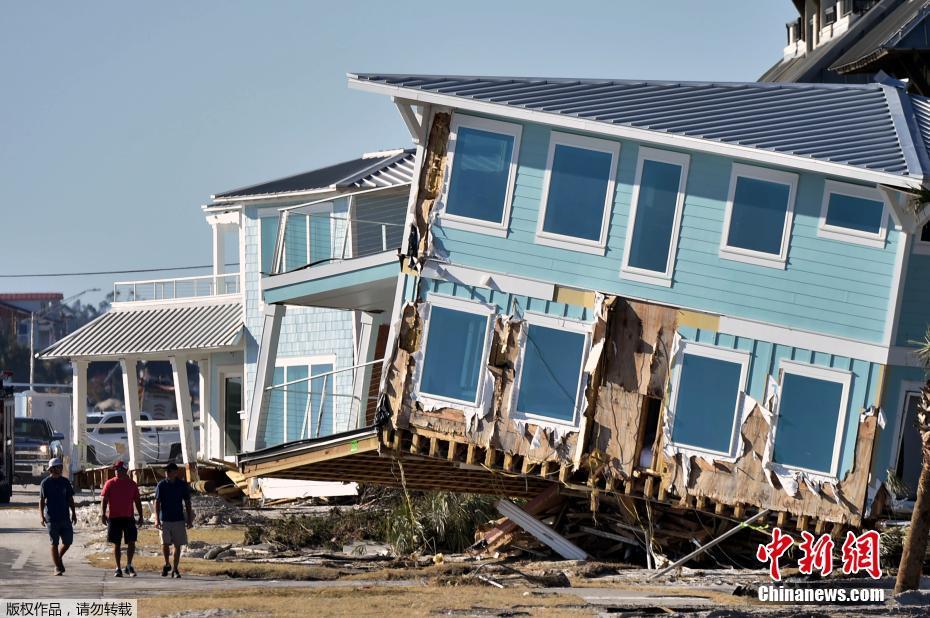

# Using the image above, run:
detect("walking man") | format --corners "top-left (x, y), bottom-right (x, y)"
top-left (39, 457), bottom-right (76, 576)
top-left (100, 460), bottom-right (144, 577)
top-left (154, 462), bottom-right (193, 578)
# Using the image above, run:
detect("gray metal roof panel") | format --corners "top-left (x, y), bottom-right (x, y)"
top-left (353, 74), bottom-right (917, 176)
top-left (831, 0), bottom-right (930, 72)
top-left (38, 301), bottom-right (243, 359)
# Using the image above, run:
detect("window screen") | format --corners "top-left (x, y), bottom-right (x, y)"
top-left (541, 144), bottom-right (613, 241)
top-left (419, 306), bottom-right (489, 403)
top-left (726, 176), bottom-right (791, 255)
top-left (671, 353), bottom-right (743, 454)
top-left (517, 325), bottom-right (587, 422)
top-left (627, 159), bottom-right (683, 273)
top-left (825, 192), bottom-right (884, 235)
top-left (446, 127), bottom-right (515, 224)
top-left (773, 372), bottom-right (845, 474)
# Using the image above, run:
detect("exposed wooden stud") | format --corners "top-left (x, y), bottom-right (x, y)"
top-left (410, 433), bottom-right (421, 455)
top-left (446, 440), bottom-right (458, 461)
top-left (484, 446), bottom-right (497, 469)
top-left (797, 515), bottom-right (809, 531)
top-left (466, 443), bottom-right (477, 465)
top-left (559, 465), bottom-right (571, 484)
top-left (503, 452), bottom-right (514, 472)
top-left (715, 502), bottom-right (726, 515)
top-left (777, 511), bottom-right (788, 528)
top-left (733, 503), bottom-right (745, 519)
top-left (539, 461), bottom-right (551, 478)
top-left (428, 436), bottom-right (439, 458)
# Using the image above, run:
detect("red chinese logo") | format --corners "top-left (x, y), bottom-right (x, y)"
top-left (756, 527), bottom-right (794, 581)
top-left (841, 530), bottom-right (882, 579)
top-left (798, 531), bottom-right (834, 576)
top-left (758, 528), bottom-right (882, 581)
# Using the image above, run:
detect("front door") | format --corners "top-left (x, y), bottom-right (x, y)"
top-left (896, 391), bottom-right (923, 500)
top-left (221, 373), bottom-right (243, 459)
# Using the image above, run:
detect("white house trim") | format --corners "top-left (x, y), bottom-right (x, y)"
top-left (421, 260), bottom-right (555, 300)
top-left (885, 226), bottom-right (911, 347)
top-left (351, 80), bottom-right (926, 191)
top-left (620, 147), bottom-right (691, 287)
top-left (535, 131), bottom-right (620, 256)
top-left (771, 359), bottom-right (853, 479)
top-left (666, 340), bottom-right (751, 459)
top-left (509, 311), bottom-right (592, 430)
top-left (438, 114), bottom-right (522, 238)
top-left (817, 180), bottom-right (889, 248)
top-left (719, 163), bottom-right (798, 270)
top-left (888, 380), bottom-right (925, 483)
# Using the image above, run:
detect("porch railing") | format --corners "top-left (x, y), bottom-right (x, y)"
top-left (272, 211), bottom-right (405, 275)
top-left (113, 273), bottom-right (241, 302)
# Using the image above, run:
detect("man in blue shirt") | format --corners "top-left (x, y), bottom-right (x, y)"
top-left (154, 462), bottom-right (193, 578)
top-left (39, 457), bottom-right (76, 576)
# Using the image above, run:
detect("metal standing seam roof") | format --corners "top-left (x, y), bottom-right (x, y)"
top-left (831, 0), bottom-right (930, 72)
top-left (38, 301), bottom-right (243, 359)
top-left (212, 149), bottom-right (414, 200)
top-left (350, 74), bottom-right (930, 180)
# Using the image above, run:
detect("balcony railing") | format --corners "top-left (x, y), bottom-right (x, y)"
top-left (113, 273), bottom-right (241, 303)
top-left (272, 211), bottom-right (405, 275)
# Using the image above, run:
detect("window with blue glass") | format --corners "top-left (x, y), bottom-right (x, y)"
top-left (772, 364), bottom-right (849, 476)
top-left (669, 343), bottom-right (748, 456)
top-left (536, 133), bottom-right (619, 253)
top-left (622, 148), bottom-right (689, 285)
top-left (419, 303), bottom-right (491, 405)
top-left (443, 116), bottom-right (521, 232)
top-left (720, 165), bottom-right (797, 268)
top-left (257, 361), bottom-right (337, 448)
top-left (818, 181), bottom-right (887, 247)
top-left (515, 322), bottom-right (588, 424)
top-left (280, 208), bottom-right (334, 272)
top-left (260, 216), bottom-right (279, 275)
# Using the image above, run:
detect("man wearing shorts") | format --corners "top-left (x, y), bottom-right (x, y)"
top-left (39, 458), bottom-right (76, 576)
top-left (154, 462), bottom-right (193, 578)
top-left (100, 460), bottom-right (144, 577)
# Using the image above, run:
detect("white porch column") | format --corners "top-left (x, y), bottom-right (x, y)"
top-left (119, 357), bottom-right (144, 474)
top-left (198, 357), bottom-right (214, 461)
top-left (244, 303), bottom-right (285, 451)
top-left (70, 359), bottom-right (88, 473)
top-left (170, 356), bottom-right (199, 482)
top-left (212, 223), bottom-right (225, 293)
top-left (351, 312), bottom-right (378, 429)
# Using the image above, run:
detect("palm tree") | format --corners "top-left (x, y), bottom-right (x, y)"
top-left (895, 187), bottom-right (930, 593)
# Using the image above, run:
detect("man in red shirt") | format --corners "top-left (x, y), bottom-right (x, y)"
top-left (100, 461), bottom-right (144, 577)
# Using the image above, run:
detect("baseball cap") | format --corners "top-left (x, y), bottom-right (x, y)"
top-left (48, 457), bottom-right (63, 469)
top-left (113, 460), bottom-right (127, 470)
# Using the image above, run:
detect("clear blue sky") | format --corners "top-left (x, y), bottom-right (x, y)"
top-left (1, 1), bottom-right (796, 306)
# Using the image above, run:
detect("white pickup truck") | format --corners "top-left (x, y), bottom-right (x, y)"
top-left (85, 411), bottom-right (187, 465)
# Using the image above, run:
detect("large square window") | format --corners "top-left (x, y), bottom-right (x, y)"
top-left (442, 116), bottom-right (521, 235)
top-left (536, 132), bottom-right (619, 254)
top-left (515, 321), bottom-right (588, 424)
top-left (772, 363), bottom-right (850, 477)
top-left (419, 303), bottom-right (492, 405)
top-left (818, 181), bottom-right (887, 247)
top-left (720, 164), bottom-right (797, 269)
top-left (621, 148), bottom-right (690, 286)
top-left (669, 342), bottom-right (749, 456)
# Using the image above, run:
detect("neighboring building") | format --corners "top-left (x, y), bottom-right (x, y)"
top-left (40, 150), bottom-right (413, 486)
top-left (0, 292), bottom-right (65, 349)
top-left (242, 73), bottom-right (930, 530)
top-left (761, 0), bottom-right (930, 94)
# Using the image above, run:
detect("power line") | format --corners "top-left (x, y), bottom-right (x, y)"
top-left (0, 263), bottom-right (239, 278)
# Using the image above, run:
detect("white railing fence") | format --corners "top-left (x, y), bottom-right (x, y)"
top-left (114, 273), bottom-right (240, 302)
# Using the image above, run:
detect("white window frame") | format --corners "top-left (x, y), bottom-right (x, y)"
top-left (817, 180), bottom-right (888, 248)
top-left (438, 114), bottom-right (522, 238)
top-left (535, 131), bottom-right (620, 256)
top-left (414, 294), bottom-right (496, 409)
top-left (271, 354), bottom-right (337, 442)
top-left (771, 360), bottom-right (852, 479)
top-left (667, 340), bottom-right (751, 458)
top-left (719, 163), bottom-right (798, 270)
top-left (913, 222), bottom-right (930, 255)
top-left (620, 147), bottom-right (691, 287)
top-left (887, 380), bottom-right (923, 482)
top-left (510, 312), bottom-right (592, 429)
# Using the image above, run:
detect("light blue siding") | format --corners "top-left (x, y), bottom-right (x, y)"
top-left (431, 118), bottom-right (899, 344)
top-left (896, 251), bottom-right (930, 347)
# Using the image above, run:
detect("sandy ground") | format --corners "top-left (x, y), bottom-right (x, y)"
top-left (3, 484), bottom-right (929, 617)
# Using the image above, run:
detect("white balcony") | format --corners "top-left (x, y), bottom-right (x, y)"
top-left (113, 273), bottom-right (241, 303)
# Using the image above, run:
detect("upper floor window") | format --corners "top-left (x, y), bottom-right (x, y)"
top-left (535, 132), bottom-right (620, 255)
top-left (668, 341), bottom-right (749, 457)
top-left (719, 164), bottom-right (798, 269)
top-left (441, 115), bottom-right (521, 237)
top-left (513, 314), bottom-right (590, 426)
top-left (621, 148), bottom-right (690, 287)
top-left (260, 216), bottom-right (279, 275)
top-left (771, 361), bottom-right (851, 478)
top-left (817, 180), bottom-right (887, 247)
top-left (418, 298), bottom-right (494, 407)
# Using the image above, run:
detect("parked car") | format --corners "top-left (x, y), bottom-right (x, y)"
top-left (13, 417), bottom-right (64, 483)
top-left (85, 411), bottom-right (184, 465)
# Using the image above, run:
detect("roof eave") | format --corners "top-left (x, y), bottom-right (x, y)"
top-left (348, 76), bottom-right (925, 191)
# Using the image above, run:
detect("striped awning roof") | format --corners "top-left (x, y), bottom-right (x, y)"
top-left (39, 301), bottom-right (243, 359)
